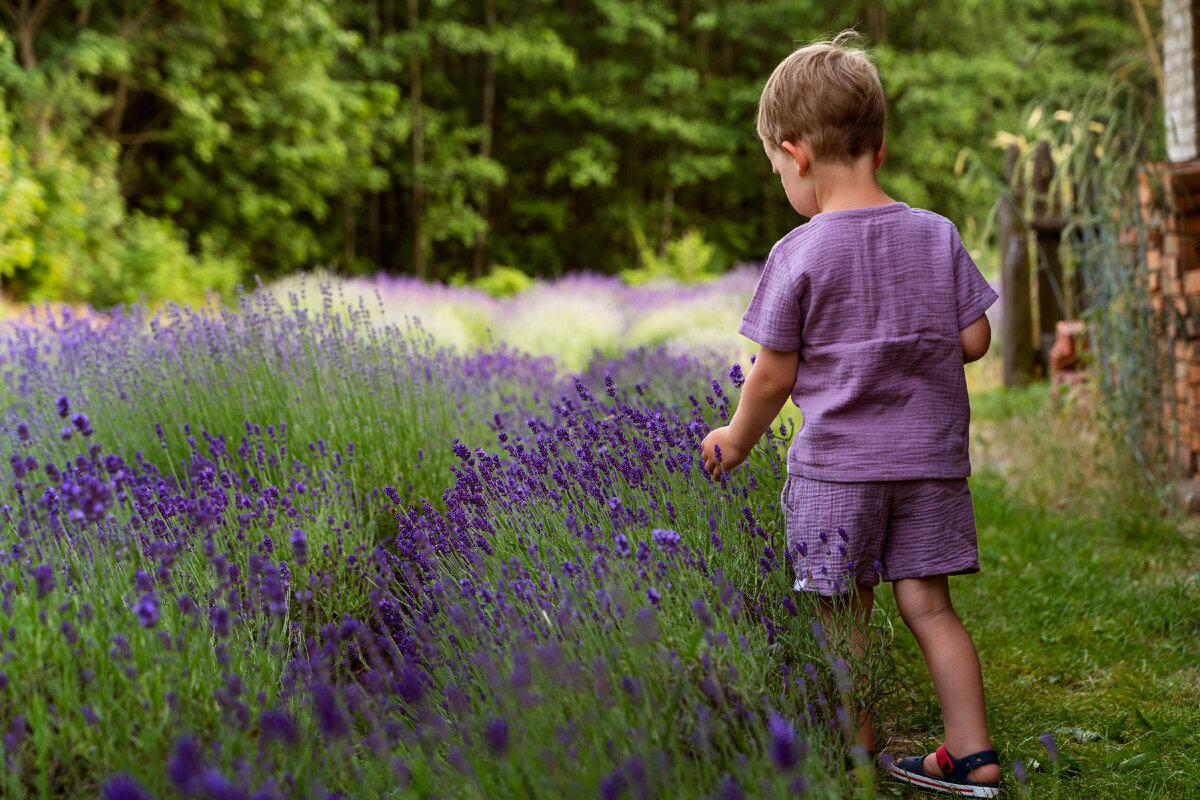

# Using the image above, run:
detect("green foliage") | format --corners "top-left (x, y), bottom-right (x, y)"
top-left (456, 264), bottom-right (534, 297)
top-left (0, 29), bottom-right (241, 305)
top-left (0, 0), bottom-right (1156, 302)
top-left (0, 109), bottom-right (42, 279)
top-left (623, 228), bottom-right (722, 286)
top-left (36, 213), bottom-right (242, 307)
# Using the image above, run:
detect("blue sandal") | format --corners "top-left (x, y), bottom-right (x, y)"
top-left (887, 744), bottom-right (1001, 798)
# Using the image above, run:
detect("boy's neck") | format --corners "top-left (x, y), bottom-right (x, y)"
top-left (810, 151), bottom-right (894, 215)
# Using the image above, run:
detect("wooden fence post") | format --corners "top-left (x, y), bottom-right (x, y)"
top-left (1032, 139), bottom-right (1068, 369)
top-left (1001, 144), bottom-right (1035, 386)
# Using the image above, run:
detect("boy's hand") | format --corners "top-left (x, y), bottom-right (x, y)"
top-left (701, 427), bottom-right (749, 479)
top-left (699, 346), bottom-right (798, 481)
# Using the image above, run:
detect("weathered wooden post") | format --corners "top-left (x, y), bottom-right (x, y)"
top-left (1166, 0), bottom-right (1200, 163)
top-left (1069, 150), bottom-right (1101, 313)
top-left (1032, 139), bottom-right (1068, 369)
top-left (1000, 144), bottom-right (1035, 386)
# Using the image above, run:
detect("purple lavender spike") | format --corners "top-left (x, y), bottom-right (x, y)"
top-left (484, 717), bottom-right (509, 755)
top-left (101, 775), bottom-right (154, 800)
top-left (768, 711), bottom-right (799, 770)
top-left (168, 736), bottom-right (205, 794)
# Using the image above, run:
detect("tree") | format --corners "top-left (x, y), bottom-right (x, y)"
top-left (0, 0), bottom-right (1159, 302)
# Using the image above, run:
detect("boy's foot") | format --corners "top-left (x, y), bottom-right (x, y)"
top-left (917, 749), bottom-right (1001, 785)
top-left (845, 748), bottom-right (876, 783)
top-left (887, 744), bottom-right (1001, 798)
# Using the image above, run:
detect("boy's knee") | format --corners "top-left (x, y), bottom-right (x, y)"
top-left (893, 577), bottom-right (954, 630)
top-left (897, 599), bottom-right (957, 634)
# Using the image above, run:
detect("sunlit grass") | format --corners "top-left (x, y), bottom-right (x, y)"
top-left (874, 381), bottom-right (1200, 798)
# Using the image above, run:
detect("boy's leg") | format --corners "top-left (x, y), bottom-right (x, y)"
top-left (891, 575), bottom-right (999, 784)
top-left (783, 476), bottom-right (891, 761)
top-left (817, 583), bottom-right (876, 756)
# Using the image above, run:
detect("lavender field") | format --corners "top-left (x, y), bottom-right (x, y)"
top-left (0, 277), bottom-right (890, 798)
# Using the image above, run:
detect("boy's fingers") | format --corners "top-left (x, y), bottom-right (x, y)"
top-left (702, 455), bottom-right (719, 479)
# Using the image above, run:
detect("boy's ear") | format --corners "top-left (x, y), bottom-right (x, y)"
top-left (779, 140), bottom-right (809, 177)
top-left (875, 140), bottom-right (886, 170)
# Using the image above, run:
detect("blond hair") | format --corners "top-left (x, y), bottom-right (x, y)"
top-left (756, 31), bottom-right (885, 163)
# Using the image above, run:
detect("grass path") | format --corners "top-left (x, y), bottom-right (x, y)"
top-left (872, 384), bottom-right (1200, 799)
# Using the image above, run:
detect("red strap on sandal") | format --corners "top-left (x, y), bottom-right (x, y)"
top-left (936, 743), bottom-right (953, 775)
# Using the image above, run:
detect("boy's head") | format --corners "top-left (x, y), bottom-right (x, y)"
top-left (756, 31), bottom-right (885, 164)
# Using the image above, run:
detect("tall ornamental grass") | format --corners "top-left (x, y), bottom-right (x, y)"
top-left (0, 282), bottom-right (891, 798)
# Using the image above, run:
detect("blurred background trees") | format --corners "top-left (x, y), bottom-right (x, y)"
top-left (0, 0), bottom-right (1161, 304)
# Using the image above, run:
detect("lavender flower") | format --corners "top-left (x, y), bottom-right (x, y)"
top-left (30, 564), bottom-right (55, 599)
top-left (484, 717), bottom-right (509, 755)
top-left (134, 570), bottom-right (155, 593)
top-left (620, 675), bottom-right (644, 706)
top-left (211, 606), bottom-right (231, 638)
top-left (600, 767), bottom-right (624, 800)
top-left (651, 527), bottom-right (680, 553)
top-left (102, 775), bottom-right (154, 800)
top-left (811, 621), bottom-right (828, 651)
top-left (768, 711), bottom-right (799, 770)
top-left (290, 528), bottom-right (308, 565)
top-left (1040, 731), bottom-right (1058, 762)
top-left (71, 413), bottom-right (94, 436)
top-left (168, 736), bottom-right (205, 794)
top-left (612, 533), bottom-right (630, 558)
top-left (4, 715), bottom-right (26, 754)
top-left (1013, 758), bottom-right (1029, 792)
top-left (312, 684), bottom-right (349, 739)
top-left (715, 774), bottom-right (746, 800)
top-left (55, 394), bottom-right (70, 418)
top-left (260, 708), bottom-right (299, 746)
top-left (631, 605), bottom-right (659, 644)
top-left (199, 767), bottom-right (247, 800)
top-left (134, 594), bottom-right (159, 628)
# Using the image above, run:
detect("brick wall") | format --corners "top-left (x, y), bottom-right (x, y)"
top-left (1144, 161), bottom-right (1200, 476)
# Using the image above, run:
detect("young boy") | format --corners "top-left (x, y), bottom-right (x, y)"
top-left (700, 33), bottom-right (1002, 798)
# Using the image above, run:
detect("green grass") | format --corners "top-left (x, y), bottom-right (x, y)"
top-left (872, 383), bottom-right (1200, 799)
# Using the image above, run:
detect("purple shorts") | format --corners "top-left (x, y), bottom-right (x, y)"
top-left (781, 474), bottom-right (980, 596)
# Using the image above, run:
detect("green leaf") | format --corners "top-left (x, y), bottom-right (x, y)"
top-left (1115, 753), bottom-right (1150, 771)
top-left (1059, 726), bottom-right (1102, 742)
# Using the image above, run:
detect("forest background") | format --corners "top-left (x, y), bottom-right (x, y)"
top-left (0, 0), bottom-right (1161, 307)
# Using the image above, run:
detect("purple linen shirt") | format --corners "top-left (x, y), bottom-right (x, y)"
top-left (739, 203), bottom-right (998, 481)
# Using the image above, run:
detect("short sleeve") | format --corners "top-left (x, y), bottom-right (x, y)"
top-left (951, 230), bottom-right (998, 329)
top-left (738, 245), bottom-right (803, 351)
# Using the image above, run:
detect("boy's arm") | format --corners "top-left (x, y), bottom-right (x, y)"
top-left (701, 346), bottom-right (799, 478)
top-left (961, 314), bottom-right (991, 363)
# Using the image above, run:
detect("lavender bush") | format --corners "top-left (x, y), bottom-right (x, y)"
top-left (0, 280), bottom-right (891, 798)
top-left (264, 269), bottom-right (761, 372)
